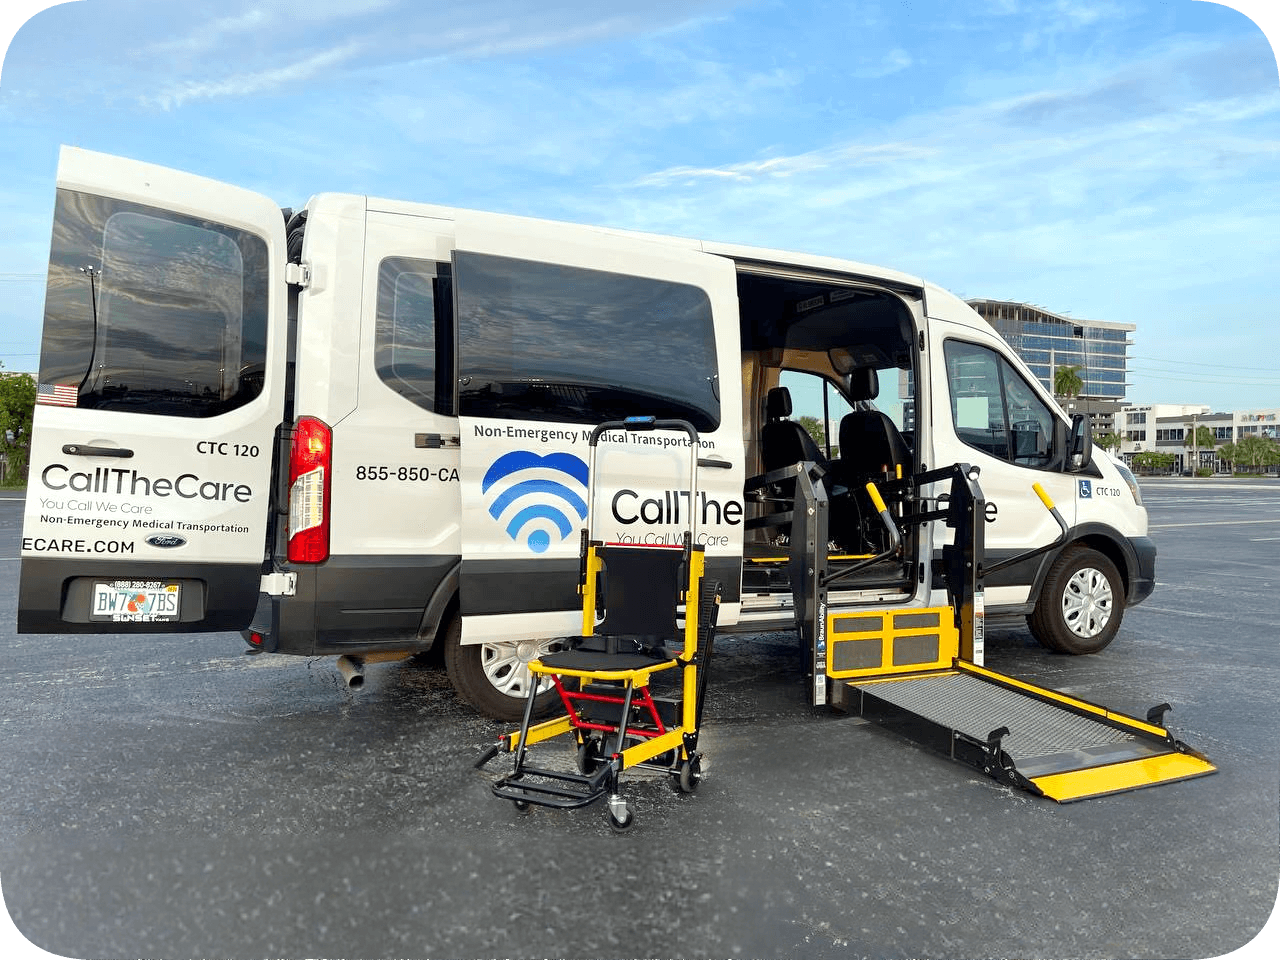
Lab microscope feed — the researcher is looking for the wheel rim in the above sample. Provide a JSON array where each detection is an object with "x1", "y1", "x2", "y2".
[
  {"x1": 479, "y1": 637, "x2": 567, "y2": 698},
  {"x1": 1061, "y1": 566, "x2": 1114, "y2": 638}
]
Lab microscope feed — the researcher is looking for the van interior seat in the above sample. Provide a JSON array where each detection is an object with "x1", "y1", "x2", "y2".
[
  {"x1": 760, "y1": 386, "x2": 825, "y2": 476},
  {"x1": 837, "y1": 410, "x2": 910, "y2": 480},
  {"x1": 833, "y1": 366, "x2": 910, "y2": 482},
  {"x1": 828, "y1": 369, "x2": 911, "y2": 553}
]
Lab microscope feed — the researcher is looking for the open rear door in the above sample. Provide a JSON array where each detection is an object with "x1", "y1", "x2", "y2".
[
  {"x1": 18, "y1": 148, "x2": 288, "y2": 632},
  {"x1": 452, "y1": 211, "x2": 743, "y2": 645}
]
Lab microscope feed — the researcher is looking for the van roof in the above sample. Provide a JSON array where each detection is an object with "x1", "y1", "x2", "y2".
[{"x1": 358, "y1": 193, "x2": 925, "y2": 293}]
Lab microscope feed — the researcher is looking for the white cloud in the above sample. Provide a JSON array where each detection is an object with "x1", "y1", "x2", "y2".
[
  {"x1": 634, "y1": 141, "x2": 935, "y2": 187},
  {"x1": 145, "y1": 40, "x2": 366, "y2": 110},
  {"x1": 851, "y1": 47, "x2": 913, "y2": 79},
  {"x1": 148, "y1": 8, "x2": 270, "y2": 55}
]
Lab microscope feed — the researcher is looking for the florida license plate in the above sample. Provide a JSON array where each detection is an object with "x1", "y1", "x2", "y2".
[{"x1": 91, "y1": 581, "x2": 181, "y2": 622}]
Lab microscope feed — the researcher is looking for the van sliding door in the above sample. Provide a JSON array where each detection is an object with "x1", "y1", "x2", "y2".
[{"x1": 453, "y1": 212, "x2": 744, "y2": 645}]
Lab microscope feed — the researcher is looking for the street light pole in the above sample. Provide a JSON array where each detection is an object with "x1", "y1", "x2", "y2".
[{"x1": 1192, "y1": 413, "x2": 1198, "y2": 478}]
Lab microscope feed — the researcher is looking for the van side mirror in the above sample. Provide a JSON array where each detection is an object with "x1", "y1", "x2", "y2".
[{"x1": 1068, "y1": 413, "x2": 1093, "y2": 472}]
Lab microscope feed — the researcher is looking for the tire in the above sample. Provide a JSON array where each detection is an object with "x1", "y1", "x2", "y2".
[
  {"x1": 441, "y1": 617, "x2": 567, "y2": 721},
  {"x1": 1028, "y1": 546, "x2": 1125, "y2": 655}
]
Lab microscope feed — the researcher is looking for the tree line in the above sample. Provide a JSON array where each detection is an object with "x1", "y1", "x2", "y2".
[{"x1": 0, "y1": 362, "x2": 36, "y2": 486}]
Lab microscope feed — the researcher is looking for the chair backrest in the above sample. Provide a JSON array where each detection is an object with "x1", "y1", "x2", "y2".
[{"x1": 594, "y1": 545, "x2": 685, "y2": 641}]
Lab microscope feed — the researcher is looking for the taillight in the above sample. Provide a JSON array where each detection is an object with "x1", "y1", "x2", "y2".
[{"x1": 287, "y1": 416, "x2": 331, "y2": 563}]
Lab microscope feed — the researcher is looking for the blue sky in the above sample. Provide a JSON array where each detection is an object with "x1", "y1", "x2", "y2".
[{"x1": 0, "y1": 0, "x2": 1278, "y2": 414}]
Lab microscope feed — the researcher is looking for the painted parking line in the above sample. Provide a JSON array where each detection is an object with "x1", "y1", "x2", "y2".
[{"x1": 1149, "y1": 519, "x2": 1280, "y2": 529}]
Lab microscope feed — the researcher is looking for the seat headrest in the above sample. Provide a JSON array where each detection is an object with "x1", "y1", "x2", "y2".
[
  {"x1": 766, "y1": 386, "x2": 793, "y2": 420},
  {"x1": 847, "y1": 368, "x2": 879, "y2": 402}
]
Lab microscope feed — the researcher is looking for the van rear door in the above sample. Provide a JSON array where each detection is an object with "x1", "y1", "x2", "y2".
[
  {"x1": 452, "y1": 211, "x2": 744, "y2": 645},
  {"x1": 18, "y1": 148, "x2": 288, "y2": 632}
]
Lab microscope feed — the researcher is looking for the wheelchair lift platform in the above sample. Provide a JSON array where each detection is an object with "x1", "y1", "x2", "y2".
[
  {"x1": 832, "y1": 657, "x2": 1215, "y2": 802},
  {"x1": 789, "y1": 466, "x2": 1215, "y2": 802}
]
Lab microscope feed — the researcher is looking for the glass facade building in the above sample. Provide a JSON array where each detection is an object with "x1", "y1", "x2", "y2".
[{"x1": 966, "y1": 299, "x2": 1133, "y2": 401}]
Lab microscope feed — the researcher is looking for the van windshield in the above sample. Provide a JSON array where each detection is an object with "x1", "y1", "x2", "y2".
[{"x1": 37, "y1": 189, "x2": 269, "y2": 418}]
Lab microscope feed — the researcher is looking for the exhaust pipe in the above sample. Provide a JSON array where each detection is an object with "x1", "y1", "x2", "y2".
[{"x1": 336, "y1": 655, "x2": 365, "y2": 690}]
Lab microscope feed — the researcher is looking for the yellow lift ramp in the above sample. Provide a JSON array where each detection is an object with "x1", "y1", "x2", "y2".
[
  {"x1": 821, "y1": 480, "x2": 1216, "y2": 802},
  {"x1": 827, "y1": 609, "x2": 1216, "y2": 801}
]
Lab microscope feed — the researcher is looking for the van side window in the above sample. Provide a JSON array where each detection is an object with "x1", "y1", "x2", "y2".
[
  {"x1": 945, "y1": 339, "x2": 1055, "y2": 467},
  {"x1": 454, "y1": 252, "x2": 720, "y2": 431},
  {"x1": 375, "y1": 257, "x2": 452, "y2": 413},
  {"x1": 777, "y1": 370, "x2": 853, "y2": 458},
  {"x1": 37, "y1": 190, "x2": 268, "y2": 418}
]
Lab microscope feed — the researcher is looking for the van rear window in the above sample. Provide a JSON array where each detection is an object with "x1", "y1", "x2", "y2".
[
  {"x1": 455, "y1": 252, "x2": 720, "y2": 431},
  {"x1": 37, "y1": 189, "x2": 269, "y2": 418},
  {"x1": 375, "y1": 257, "x2": 452, "y2": 413}
]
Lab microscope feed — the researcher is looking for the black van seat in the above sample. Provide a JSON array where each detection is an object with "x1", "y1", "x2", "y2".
[
  {"x1": 838, "y1": 410, "x2": 910, "y2": 480},
  {"x1": 760, "y1": 386, "x2": 825, "y2": 476}
]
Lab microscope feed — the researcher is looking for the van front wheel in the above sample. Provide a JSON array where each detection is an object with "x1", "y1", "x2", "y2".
[
  {"x1": 1028, "y1": 546, "x2": 1124, "y2": 655},
  {"x1": 442, "y1": 618, "x2": 566, "y2": 721}
]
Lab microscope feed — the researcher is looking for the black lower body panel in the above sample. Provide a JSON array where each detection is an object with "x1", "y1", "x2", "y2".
[
  {"x1": 250, "y1": 554, "x2": 459, "y2": 655},
  {"x1": 18, "y1": 556, "x2": 261, "y2": 633}
]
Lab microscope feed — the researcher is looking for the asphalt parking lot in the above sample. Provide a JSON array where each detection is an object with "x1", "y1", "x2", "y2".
[{"x1": 1, "y1": 479, "x2": 1277, "y2": 960}]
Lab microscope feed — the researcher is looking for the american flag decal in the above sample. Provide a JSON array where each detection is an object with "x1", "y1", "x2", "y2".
[{"x1": 36, "y1": 383, "x2": 78, "y2": 407}]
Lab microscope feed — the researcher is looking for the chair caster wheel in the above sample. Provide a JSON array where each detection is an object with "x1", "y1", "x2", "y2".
[
  {"x1": 674, "y1": 754, "x2": 702, "y2": 794},
  {"x1": 607, "y1": 794, "x2": 633, "y2": 831}
]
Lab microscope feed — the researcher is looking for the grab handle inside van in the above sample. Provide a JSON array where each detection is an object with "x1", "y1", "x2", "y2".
[{"x1": 822, "y1": 480, "x2": 901, "y2": 588}]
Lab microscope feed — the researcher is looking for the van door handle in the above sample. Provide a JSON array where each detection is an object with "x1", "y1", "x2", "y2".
[
  {"x1": 415, "y1": 434, "x2": 460, "y2": 449},
  {"x1": 62, "y1": 444, "x2": 134, "y2": 458}
]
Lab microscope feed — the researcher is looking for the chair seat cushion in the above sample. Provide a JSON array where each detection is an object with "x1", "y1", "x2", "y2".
[{"x1": 538, "y1": 649, "x2": 674, "y2": 673}]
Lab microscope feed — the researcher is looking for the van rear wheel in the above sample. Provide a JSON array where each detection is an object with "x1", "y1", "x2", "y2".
[
  {"x1": 441, "y1": 617, "x2": 566, "y2": 721},
  {"x1": 1028, "y1": 546, "x2": 1124, "y2": 655}
]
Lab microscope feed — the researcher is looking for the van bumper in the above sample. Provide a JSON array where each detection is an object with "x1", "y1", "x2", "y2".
[
  {"x1": 241, "y1": 554, "x2": 459, "y2": 655},
  {"x1": 1127, "y1": 536, "x2": 1157, "y2": 606}
]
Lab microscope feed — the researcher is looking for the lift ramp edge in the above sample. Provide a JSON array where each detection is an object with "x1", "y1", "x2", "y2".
[
  {"x1": 1029, "y1": 751, "x2": 1217, "y2": 803},
  {"x1": 842, "y1": 661, "x2": 1217, "y2": 802}
]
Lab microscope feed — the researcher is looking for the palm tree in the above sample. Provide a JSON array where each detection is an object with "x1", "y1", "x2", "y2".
[
  {"x1": 1094, "y1": 431, "x2": 1123, "y2": 453},
  {"x1": 1183, "y1": 424, "x2": 1216, "y2": 474},
  {"x1": 1054, "y1": 364, "x2": 1084, "y2": 400},
  {"x1": 1183, "y1": 425, "x2": 1215, "y2": 452}
]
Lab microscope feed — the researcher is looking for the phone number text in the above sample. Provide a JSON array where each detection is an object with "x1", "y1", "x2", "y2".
[{"x1": 354, "y1": 466, "x2": 460, "y2": 482}]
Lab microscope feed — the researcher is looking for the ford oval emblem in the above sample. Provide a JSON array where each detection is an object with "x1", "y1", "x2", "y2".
[{"x1": 146, "y1": 535, "x2": 187, "y2": 549}]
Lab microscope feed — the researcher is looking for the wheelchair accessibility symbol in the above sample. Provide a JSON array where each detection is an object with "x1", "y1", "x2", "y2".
[{"x1": 1078, "y1": 479, "x2": 1092, "y2": 498}]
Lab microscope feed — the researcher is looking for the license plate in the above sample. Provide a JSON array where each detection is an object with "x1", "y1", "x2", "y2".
[{"x1": 90, "y1": 581, "x2": 181, "y2": 622}]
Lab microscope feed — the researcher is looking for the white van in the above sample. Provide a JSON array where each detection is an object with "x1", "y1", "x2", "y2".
[{"x1": 18, "y1": 147, "x2": 1155, "y2": 719}]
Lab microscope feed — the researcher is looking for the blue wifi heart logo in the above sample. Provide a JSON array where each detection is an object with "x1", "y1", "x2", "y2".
[{"x1": 482, "y1": 450, "x2": 590, "y2": 553}]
